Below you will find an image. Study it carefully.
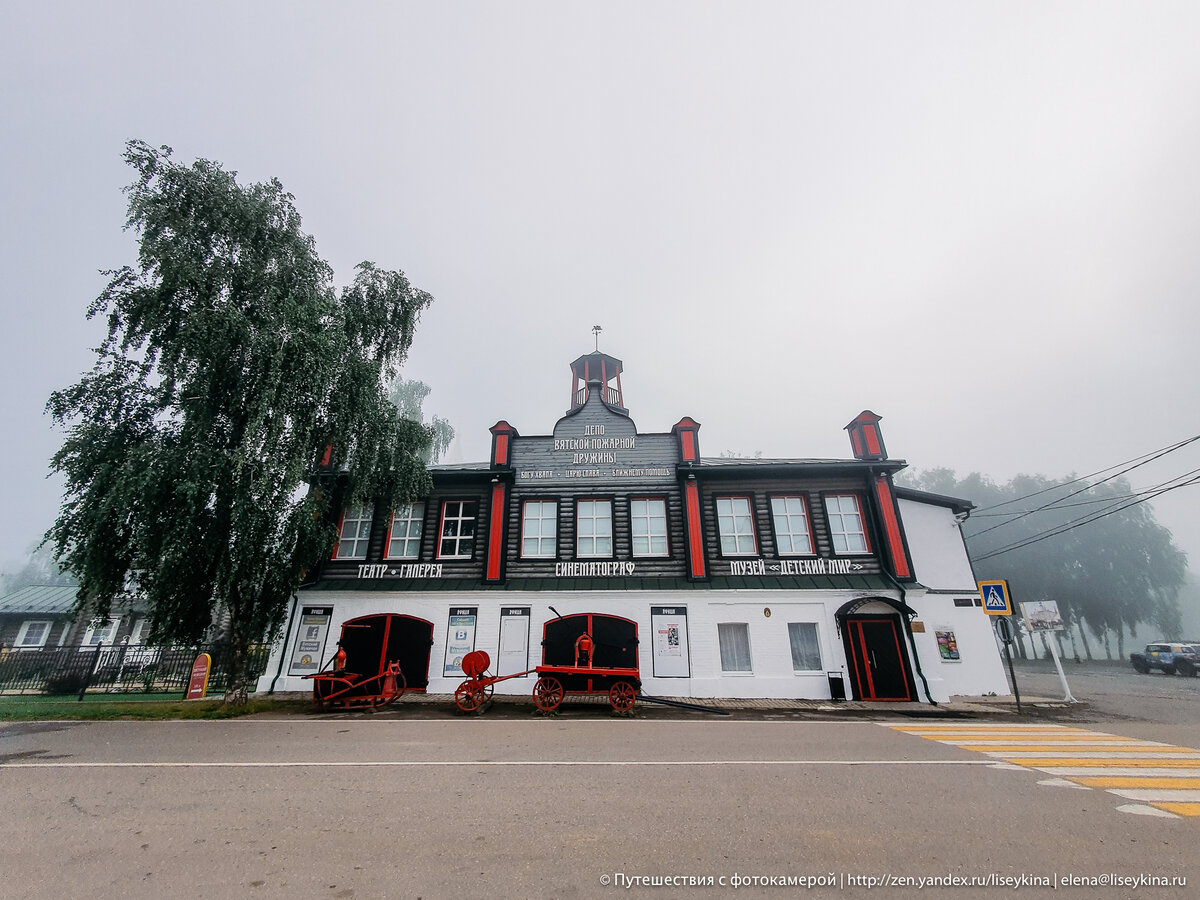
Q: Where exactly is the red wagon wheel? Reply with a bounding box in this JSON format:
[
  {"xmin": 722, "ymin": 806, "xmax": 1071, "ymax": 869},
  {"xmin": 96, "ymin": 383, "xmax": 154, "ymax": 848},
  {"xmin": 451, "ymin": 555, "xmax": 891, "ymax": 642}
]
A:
[
  {"xmin": 455, "ymin": 682, "xmax": 486, "ymax": 713},
  {"xmin": 608, "ymin": 681, "xmax": 637, "ymax": 712},
  {"xmin": 533, "ymin": 676, "xmax": 564, "ymax": 712}
]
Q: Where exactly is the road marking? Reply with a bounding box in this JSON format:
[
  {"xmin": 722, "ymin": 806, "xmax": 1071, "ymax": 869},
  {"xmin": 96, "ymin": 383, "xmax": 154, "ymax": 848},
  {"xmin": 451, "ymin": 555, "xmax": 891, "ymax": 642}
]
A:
[
  {"xmin": 0, "ymin": 758, "xmax": 1005, "ymax": 769},
  {"xmin": 1074, "ymin": 777, "xmax": 1200, "ymax": 789},
  {"xmin": 955, "ymin": 748, "xmax": 1180, "ymax": 753},
  {"xmin": 1151, "ymin": 802, "xmax": 1200, "ymax": 816},
  {"xmin": 889, "ymin": 723, "xmax": 1200, "ymax": 818}
]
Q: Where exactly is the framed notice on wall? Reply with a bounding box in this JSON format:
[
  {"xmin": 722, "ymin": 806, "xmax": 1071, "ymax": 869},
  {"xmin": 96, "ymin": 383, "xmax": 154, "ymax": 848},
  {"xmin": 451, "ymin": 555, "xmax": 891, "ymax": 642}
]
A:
[
  {"xmin": 288, "ymin": 606, "xmax": 333, "ymax": 675},
  {"xmin": 443, "ymin": 607, "xmax": 479, "ymax": 677},
  {"xmin": 650, "ymin": 606, "xmax": 690, "ymax": 678},
  {"xmin": 497, "ymin": 607, "xmax": 531, "ymax": 677},
  {"xmin": 935, "ymin": 627, "xmax": 960, "ymax": 661}
]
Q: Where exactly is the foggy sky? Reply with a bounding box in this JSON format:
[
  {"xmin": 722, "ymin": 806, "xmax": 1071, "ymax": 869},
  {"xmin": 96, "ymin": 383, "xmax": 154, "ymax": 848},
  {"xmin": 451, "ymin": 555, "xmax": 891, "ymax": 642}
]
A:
[{"xmin": 2, "ymin": 2, "xmax": 1198, "ymax": 577}]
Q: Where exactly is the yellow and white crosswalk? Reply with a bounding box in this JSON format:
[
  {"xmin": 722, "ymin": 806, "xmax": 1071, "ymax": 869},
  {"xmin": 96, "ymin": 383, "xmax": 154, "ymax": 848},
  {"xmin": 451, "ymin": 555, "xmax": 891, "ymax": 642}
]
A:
[{"xmin": 889, "ymin": 723, "xmax": 1200, "ymax": 819}]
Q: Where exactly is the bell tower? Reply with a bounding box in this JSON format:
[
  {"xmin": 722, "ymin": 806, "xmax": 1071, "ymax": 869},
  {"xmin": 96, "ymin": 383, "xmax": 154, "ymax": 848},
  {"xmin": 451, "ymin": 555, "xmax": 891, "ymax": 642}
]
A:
[{"xmin": 569, "ymin": 328, "xmax": 625, "ymax": 412}]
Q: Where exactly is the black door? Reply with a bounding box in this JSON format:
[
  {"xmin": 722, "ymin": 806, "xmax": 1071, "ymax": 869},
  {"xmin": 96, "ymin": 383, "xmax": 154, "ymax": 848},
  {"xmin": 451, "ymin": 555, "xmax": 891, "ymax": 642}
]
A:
[{"xmin": 844, "ymin": 615, "xmax": 913, "ymax": 701}]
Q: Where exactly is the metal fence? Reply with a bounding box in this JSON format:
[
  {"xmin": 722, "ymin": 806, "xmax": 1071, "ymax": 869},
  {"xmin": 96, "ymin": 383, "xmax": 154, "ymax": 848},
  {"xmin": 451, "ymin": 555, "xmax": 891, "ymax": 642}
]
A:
[{"xmin": 0, "ymin": 643, "xmax": 271, "ymax": 698}]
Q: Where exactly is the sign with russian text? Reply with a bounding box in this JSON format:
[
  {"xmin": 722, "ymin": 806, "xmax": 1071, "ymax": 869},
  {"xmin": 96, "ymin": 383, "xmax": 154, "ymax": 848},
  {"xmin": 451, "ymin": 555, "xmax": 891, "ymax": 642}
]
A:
[
  {"xmin": 651, "ymin": 606, "xmax": 690, "ymax": 678},
  {"xmin": 289, "ymin": 606, "xmax": 332, "ymax": 674},
  {"xmin": 186, "ymin": 653, "xmax": 212, "ymax": 700},
  {"xmin": 727, "ymin": 558, "xmax": 864, "ymax": 576},
  {"xmin": 443, "ymin": 607, "xmax": 478, "ymax": 677}
]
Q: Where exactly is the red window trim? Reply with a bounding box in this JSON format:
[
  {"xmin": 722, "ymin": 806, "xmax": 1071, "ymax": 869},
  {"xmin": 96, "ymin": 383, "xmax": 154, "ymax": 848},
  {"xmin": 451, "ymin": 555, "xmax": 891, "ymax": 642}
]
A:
[
  {"xmin": 383, "ymin": 501, "xmax": 426, "ymax": 561},
  {"xmin": 823, "ymin": 493, "xmax": 872, "ymax": 555},
  {"xmin": 575, "ymin": 496, "xmax": 616, "ymax": 560},
  {"xmin": 628, "ymin": 495, "xmax": 670, "ymax": 558},
  {"xmin": 437, "ymin": 498, "xmax": 479, "ymax": 560},
  {"xmin": 520, "ymin": 497, "xmax": 559, "ymax": 559},
  {"xmin": 767, "ymin": 493, "xmax": 816, "ymax": 557},
  {"xmin": 714, "ymin": 494, "xmax": 759, "ymax": 558}
]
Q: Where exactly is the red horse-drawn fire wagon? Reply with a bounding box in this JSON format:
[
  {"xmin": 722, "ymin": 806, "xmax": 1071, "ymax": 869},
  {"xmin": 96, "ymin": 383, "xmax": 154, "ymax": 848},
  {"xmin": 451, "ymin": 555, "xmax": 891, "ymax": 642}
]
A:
[{"xmin": 455, "ymin": 612, "xmax": 641, "ymax": 713}]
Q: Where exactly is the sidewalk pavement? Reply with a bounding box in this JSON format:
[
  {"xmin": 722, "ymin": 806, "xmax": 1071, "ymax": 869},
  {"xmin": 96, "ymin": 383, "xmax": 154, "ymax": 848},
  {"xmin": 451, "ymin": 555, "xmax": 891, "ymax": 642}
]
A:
[{"xmin": 267, "ymin": 689, "xmax": 1079, "ymax": 718}]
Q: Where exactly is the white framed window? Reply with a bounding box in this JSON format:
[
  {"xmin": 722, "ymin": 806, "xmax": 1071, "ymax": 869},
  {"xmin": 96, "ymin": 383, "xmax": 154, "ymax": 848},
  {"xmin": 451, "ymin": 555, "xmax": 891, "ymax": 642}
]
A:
[
  {"xmin": 521, "ymin": 500, "xmax": 558, "ymax": 558},
  {"xmin": 825, "ymin": 495, "xmax": 870, "ymax": 553},
  {"xmin": 630, "ymin": 498, "xmax": 668, "ymax": 557},
  {"xmin": 787, "ymin": 622, "xmax": 823, "ymax": 672},
  {"xmin": 716, "ymin": 496, "xmax": 757, "ymax": 556},
  {"xmin": 438, "ymin": 500, "xmax": 477, "ymax": 559},
  {"xmin": 717, "ymin": 622, "xmax": 753, "ymax": 673},
  {"xmin": 386, "ymin": 502, "xmax": 425, "ymax": 559},
  {"xmin": 81, "ymin": 617, "xmax": 120, "ymax": 647},
  {"xmin": 129, "ymin": 618, "xmax": 153, "ymax": 644},
  {"xmin": 576, "ymin": 499, "xmax": 613, "ymax": 558},
  {"xmin": 771, "ymin": 496, "xmax": 814, "ymax": 555},
  {"xmin": 333, "ymin": 503, "xmax": 373, "ymax": 560},
  {"xmin": 15, "ymin": 620, "xmax": 52, "ymax": 648}
]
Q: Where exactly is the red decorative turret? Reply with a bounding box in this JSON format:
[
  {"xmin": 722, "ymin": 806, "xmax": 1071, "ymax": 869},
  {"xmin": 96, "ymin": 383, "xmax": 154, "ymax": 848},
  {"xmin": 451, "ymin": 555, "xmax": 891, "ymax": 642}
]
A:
[{"xmin": 845, "ymin": 410, "xmax": 887, "ymax": 460}]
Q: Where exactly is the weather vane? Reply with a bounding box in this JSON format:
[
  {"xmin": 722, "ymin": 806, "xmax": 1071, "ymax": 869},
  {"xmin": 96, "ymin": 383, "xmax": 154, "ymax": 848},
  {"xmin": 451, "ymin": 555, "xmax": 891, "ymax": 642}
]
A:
[{"xmin": 592, "ymin": 324, "xmax": 602, "ymax": 351}]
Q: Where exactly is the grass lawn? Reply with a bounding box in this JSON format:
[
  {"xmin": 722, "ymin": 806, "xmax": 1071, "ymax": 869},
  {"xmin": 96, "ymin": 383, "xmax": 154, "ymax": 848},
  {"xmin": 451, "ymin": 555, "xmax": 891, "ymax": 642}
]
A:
[{"xmin": 0, "ymin": 693, "xmax": 310, "ymax": 721}]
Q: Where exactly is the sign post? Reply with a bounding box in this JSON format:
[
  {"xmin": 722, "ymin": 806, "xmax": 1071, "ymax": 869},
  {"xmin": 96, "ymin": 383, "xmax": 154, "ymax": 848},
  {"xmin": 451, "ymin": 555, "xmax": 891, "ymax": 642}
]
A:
[
  {"xmin": 992, "ymin": 616, "xmax": 1021, "ymax": 714},
  {"xmin": 1020, "ymin": 600, "xmax": 1076, "ymax": 703},
  {"xmin": 980, "ymin": 580, "xmax": 1020, "ymax": 712}
]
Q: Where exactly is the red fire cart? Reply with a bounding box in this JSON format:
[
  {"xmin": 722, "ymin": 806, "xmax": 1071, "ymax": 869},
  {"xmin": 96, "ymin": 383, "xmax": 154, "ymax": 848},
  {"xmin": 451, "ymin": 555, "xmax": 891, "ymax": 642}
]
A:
[{"xmin": 453, "ymin": 612, "xmax": 641, "ymax": 713}]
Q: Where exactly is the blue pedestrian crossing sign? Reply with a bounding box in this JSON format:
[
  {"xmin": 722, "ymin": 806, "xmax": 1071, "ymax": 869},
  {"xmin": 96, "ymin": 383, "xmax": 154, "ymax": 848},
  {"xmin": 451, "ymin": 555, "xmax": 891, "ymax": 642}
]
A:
[{"xmin": 978, "ymin": 580, "xmax": 1013, "ymax": 615}]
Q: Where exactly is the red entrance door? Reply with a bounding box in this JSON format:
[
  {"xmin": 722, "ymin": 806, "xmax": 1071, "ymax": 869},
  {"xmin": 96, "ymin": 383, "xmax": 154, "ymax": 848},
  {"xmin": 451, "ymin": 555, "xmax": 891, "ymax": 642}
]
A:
[{"xmin": 844, "ymin": 615, "xmax": 913, "ymax": 701}]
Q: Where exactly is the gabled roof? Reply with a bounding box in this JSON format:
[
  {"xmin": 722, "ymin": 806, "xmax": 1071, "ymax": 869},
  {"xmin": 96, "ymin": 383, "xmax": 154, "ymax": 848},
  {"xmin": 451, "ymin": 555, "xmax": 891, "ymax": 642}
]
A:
[{"xmin": 0, "ymin": 585, "xmax": 79, "ymax": 615}]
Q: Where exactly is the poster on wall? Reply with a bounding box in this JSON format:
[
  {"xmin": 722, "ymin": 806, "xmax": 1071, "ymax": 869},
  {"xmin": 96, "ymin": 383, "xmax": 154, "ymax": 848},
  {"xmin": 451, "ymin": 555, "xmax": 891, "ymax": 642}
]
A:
[
  {"xmin": 443, "ymin": 607, "xmax": 479, "ymax": 677},
  {"xmin": 288, "ymin": 606, "xmax": 333, "ymax": 675},
  {"xmin": 934, "ymin": 627, "xmax": 960, "ymax": 661},
  {"xmin": 497, "ymin": 607, "xmax": 531, "ymax": 677},
  {"xmin": 650, "ymin": 606, "xmax": 690, "ymax": 678}
]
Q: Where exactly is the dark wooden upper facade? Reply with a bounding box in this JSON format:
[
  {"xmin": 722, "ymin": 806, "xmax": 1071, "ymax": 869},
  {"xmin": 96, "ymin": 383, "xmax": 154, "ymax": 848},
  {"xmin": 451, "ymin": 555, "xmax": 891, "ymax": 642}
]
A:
[{"xmin": 315, "ymin": 353, "xmax": 920, "ymax": 591}]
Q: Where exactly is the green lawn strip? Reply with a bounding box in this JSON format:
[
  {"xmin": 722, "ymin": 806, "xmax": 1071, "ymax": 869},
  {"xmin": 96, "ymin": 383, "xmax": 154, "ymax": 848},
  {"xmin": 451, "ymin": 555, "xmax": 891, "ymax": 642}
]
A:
[{"xmin": 0, "ymin": 695, "xmax": 309, "ymax": 721}]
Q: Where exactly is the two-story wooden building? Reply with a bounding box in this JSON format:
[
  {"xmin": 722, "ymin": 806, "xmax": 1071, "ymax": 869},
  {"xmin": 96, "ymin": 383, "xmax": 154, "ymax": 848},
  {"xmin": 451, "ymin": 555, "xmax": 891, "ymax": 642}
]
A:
[{"xmin": 257, "ymin": 351, "xmax": 1009, "ymax": 702}]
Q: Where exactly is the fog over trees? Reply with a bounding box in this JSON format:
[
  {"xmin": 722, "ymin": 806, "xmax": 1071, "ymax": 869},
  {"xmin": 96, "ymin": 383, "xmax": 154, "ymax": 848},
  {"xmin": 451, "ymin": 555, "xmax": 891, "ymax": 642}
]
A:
[{"xmin": 899, "ymin": 468, "xmax": 1190, "ymax": 658}]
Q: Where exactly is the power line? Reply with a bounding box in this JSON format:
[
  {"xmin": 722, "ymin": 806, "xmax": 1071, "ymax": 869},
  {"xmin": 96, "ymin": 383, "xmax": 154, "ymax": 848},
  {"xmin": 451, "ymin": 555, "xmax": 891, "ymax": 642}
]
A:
[
  {"xmin": 964, "ymin": 434, "xmax": 1200, "ymax": 540},
  {"xmin": 971, "ymin": 432, "xmax": 1200, "ymax": 515},
  {"xmin": 971, "ymin": 471, "xmax": 1200, "ymax": 562},
  {"xmin": 970, "ymin": 464, "xmax": 1200, "ymax": 518}
]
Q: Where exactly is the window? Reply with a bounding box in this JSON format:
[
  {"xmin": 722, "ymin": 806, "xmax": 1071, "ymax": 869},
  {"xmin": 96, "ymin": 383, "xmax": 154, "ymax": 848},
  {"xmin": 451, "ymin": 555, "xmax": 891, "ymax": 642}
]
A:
[
  {"xmin": 15, "ymin": 620, "xmax": 52, "ymax": 648},
  {"xmin": 386, "ymin": 502, "xmax": 425, "ymax": 559},
  {"xmin": 81, "ymin": 617, "xmax": 120, "ymax": 647},
  {"xmin": 716, "ymin": 496, "xmax": 757, "ymax": 555},
  {"xmin": 334, "ymin": 503, "xmax": 373, "ymax": 559},
  {"xmin": 717, "ymin": 622, "xmax": 753, "ymax": 672},
  {"xmin": 787, "ymin": 623, "xmax": 822, "ymax": 671},
  {"xmin": 630, "ymin": 498, "xmax": 668, "ymax": 557},
  {"xmin": 521, "ymin": 500, "xmax": 558, "ymax": 558},
  {"xmin": 825, "ymin": 494, "xmax": 869, "ymax": 553},
  {"xmin": 576, "ymin": 499, "xmax": 612, "ymax": 557},
  {"xmin": 771, "ymin": 496, "xmax": 814, "ymax": 555},
  {"xmin": 438, "ymin": 500, "xmax": 477, "ymax": 559},
  {"xmin": 130, "ymin": 618, "xmax": 153, "ymax": 644}
]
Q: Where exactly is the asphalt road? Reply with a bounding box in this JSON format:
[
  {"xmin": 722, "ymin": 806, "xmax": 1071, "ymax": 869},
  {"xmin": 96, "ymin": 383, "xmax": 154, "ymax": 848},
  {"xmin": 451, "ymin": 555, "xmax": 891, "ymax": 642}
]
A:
[{"xmin": 1, "ymin": 661, "xmax": 1197, "ymax": 899}]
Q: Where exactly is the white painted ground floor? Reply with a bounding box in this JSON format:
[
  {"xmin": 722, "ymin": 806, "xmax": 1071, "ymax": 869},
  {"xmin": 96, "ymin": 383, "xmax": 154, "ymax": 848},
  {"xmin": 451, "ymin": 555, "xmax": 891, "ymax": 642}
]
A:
[{"xmin": 255, "ymin": 588, "xmax": 1011, "ymax": 703}]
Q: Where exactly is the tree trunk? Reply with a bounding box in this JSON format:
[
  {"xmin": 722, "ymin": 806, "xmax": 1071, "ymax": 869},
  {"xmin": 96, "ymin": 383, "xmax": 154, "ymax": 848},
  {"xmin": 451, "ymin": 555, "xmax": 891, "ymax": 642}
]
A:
[
  {"xmin": 1102, "ymin": 629, "xmax": 1112, "ymax": 660},
  {"xmin": 1077, "ymin": 621, "xmax": 1093, "ymax": 660},
  {"xmin": 1116, "ymin": 626, "xmax": 1125, "ymax": 661},
  {"xmin": 222, "ymin": 614, "xmax": 251, "ymax": 707}
]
